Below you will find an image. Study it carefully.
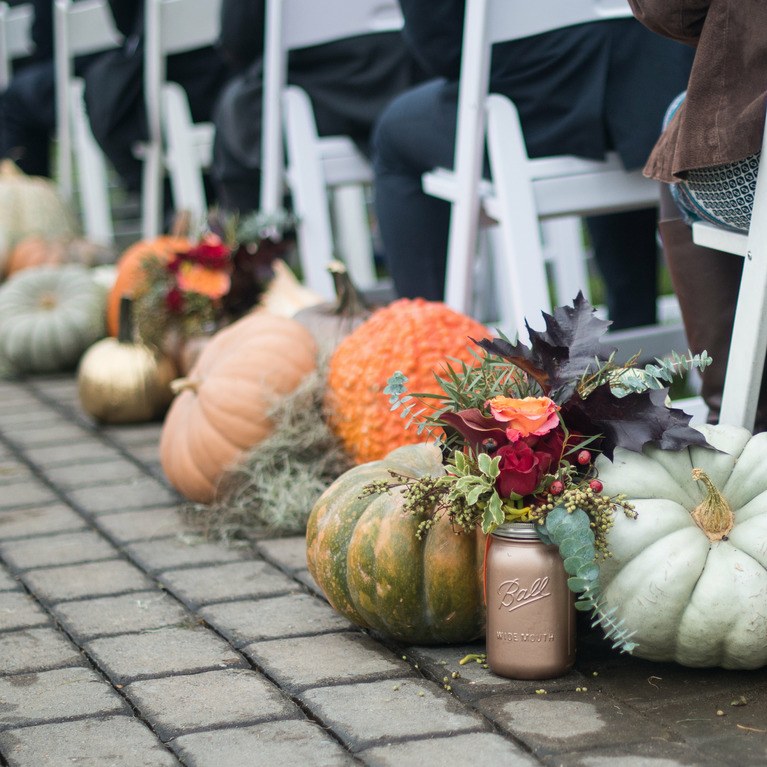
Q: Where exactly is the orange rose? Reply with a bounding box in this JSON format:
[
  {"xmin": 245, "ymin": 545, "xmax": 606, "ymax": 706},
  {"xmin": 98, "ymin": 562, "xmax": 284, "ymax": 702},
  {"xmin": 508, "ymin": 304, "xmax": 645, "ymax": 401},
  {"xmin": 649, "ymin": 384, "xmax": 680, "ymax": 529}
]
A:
[
  {"xmin": 486, "ymin": 395, "xmax": 560, "ymax": 442},
  {"xmin": 177, "ymin": 262, "xmax": 231, "ymax": 299}
]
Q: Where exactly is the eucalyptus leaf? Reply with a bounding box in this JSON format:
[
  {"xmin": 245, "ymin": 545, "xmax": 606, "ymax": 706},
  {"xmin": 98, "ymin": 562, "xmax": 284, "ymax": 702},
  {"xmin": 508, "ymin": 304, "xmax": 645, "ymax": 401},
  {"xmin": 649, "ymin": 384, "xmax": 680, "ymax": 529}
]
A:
[{"xmin": 576, "ymin": 562, "xmax": 600, "ymax": 581}]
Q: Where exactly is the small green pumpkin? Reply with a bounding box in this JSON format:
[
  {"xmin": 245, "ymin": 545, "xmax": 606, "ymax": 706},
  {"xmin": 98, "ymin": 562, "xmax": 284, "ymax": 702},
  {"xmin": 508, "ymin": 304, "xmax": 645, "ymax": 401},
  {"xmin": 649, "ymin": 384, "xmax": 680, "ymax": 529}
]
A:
[
  {"xmin": 0, "ymin": 265, "xmax": 106, "ymax": 374},
  {"xmin": 596, "ymin": 423, "xmax": 767, "ymax": 669},
  {"xmin": 306, "ymin": 443, "xmax": 486, "ymax": 644}
]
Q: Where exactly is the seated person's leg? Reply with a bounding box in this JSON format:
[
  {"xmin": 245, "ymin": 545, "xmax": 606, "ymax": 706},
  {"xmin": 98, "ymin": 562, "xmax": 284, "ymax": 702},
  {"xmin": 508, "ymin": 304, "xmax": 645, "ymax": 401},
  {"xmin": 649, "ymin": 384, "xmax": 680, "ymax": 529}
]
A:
[
  {"xmin": 585, "ymin": 208, "xmax": 659, "ymax": 330},
  {"xmin": 372, "ymin": 79, "xmax": 458, "ymax": 301},
  {"xmin": 0, "ymin": 62, "xmax": 56, "ymax": 177}
]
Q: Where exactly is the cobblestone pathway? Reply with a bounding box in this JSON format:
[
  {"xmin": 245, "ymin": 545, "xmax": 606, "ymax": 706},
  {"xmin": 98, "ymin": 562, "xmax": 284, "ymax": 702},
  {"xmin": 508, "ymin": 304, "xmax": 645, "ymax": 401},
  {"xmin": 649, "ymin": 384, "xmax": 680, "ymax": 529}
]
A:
[{"xmin": 1, "ymin": 376, "xmax": 767, "ymax": 766}]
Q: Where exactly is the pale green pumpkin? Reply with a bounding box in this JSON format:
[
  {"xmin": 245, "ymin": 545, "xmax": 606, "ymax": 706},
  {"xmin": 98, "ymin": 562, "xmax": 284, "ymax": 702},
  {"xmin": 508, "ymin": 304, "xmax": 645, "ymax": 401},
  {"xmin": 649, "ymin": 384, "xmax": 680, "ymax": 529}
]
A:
[
  {"xmin": 595, "ymin": 423, "xmax": 767, "ymax": 669},
  {"xmin": 0, "ymin": 265, "xmax": 106, "ymax": 374}
]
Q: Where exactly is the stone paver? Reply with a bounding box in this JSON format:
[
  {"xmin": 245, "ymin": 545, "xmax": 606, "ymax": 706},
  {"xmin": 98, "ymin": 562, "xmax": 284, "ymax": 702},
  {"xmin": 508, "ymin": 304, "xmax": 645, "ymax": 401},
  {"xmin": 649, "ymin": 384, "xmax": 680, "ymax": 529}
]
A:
[
  {"xmin": 0, "ymin": 592, "xmax": 49, "ymax": 631},
  {"xmin": 359, "ymin": 731, "xmax": 540, "ymax": 767},
  {"xmin": 20, "ymin": 442, "xmax": 124, "ymax": 468},
  {"xmin": 0, "ymin": 461, "xmax": 33, "ymax": 484},
  {"xmin": 170, "ymin": 719, "xmax": 356, "ymax": 767},
  {"xmin": 85, "ymin": 627, "xmax": 247, "ymax": 685},
  {"xmin": 0, "ymin": 504, "xmax": 87, "ymax": 540},
  {"xmin": 21, "ymin": 560, "xmax": 156, "ymax": 604},
  {"xmin": 94, "ymin": 507, "xmax": 189, "ymax": 543},
  {"xmin": 243, "ymin": 631, "xmax": 413, "ymax": 692},
  {"xmin": 299, "ymin": 678, "xmax": 488, "ymax": 752},
  {"xmin": 0, "ymin": 531, "xmax": 119, "ymax": 571},
  {"xmin": 158, "ymin": 560, "xmax": 297, "ymax": 608},
  {"xmin": 0, "ymin": 716, "xmax": 180, "ymax": 766},
  {"xmin": 124, "ymin": 537, "xmax": 246, "ymax": 573},
  {"xmin": 2, "ymin": 374, "xmax": 766, "ymax": 767},
  {"xmin": 0, "ymin": 482, "xmax": 59, "ymax": 510},
  {"xmin": 254, "ymin": 536, "xmax": 308, "ymax": 572},
  {"xmin": 124, "ymin": 668, "xmax": 300, "ymax": 740},
  {"xmin": 0, "ymin": 667, "xmax": 127, "ymax": 729},
  {"xmin": 66, "ymin": 478, "xmax": 180, "ymax": 514},
  {"xmin": 43, "ymin": 459, "xmax": 147, "ymax": 490},
  {"xmin": 2, "ymin": 423, "xmax": 91, "ymax": 449},
  {"xmin": 52, "ymin": 591, "xmax": 189, "ymax": 641},
  {"xmin": 200, "ymin": 593, "xmax": 353, "ymax": 646},
  {"xmin": 0, "ymin": 568, "xmax": 19, "ymax": 591},
  {"xmin": 0, "ymin": 627, "xmax": 85, "ymax": 675}
]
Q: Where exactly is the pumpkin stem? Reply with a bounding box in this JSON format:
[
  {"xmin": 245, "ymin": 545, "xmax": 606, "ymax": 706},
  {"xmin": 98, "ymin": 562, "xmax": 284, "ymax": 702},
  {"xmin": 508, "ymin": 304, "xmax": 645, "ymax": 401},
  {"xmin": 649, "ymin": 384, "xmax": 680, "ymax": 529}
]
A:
[
  {"xmin": 690, "ymin": 468, "xmax": 734, "ymax": 542},
  {"xmin": 118, "ymin": 296, "xmax": 135, "ymax": 344},
  {"xmin": 328, "ymin": 260, "xmax": 370, "ymax": 316},
  {"xmin": 170, "ymin": 377, "xmax": 199, "ymax": 395},
  {"xmin": 170, "ymin": 210, "xmax": 192, "ymax": 238}
]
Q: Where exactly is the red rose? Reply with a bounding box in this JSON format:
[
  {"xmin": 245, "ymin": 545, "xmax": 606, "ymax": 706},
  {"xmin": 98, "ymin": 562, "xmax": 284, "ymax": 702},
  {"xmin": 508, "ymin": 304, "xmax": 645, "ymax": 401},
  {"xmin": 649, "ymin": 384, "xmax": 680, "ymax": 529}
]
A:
[
  {"xmin": 526, "ymin": 427, "xmax": 565, "ymax": 474},
  {"xmin": 185, "ymin": 234, "xmax": 231, "ymax": 269},
  {"xmin": 493, "ymin": 441, "xmax": 546, "ymax": 498},
  {"xmin": 165, "ymin": 286, "xmax": 184, "ymax": 313}
]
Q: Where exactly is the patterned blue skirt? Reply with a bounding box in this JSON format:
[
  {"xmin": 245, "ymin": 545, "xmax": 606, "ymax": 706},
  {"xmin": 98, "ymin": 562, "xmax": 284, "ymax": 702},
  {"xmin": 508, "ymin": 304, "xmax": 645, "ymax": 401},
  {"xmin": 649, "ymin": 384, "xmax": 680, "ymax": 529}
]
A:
[{"xmin": 665, "ymin": 92, "xmax": 760, "ymax": 234}]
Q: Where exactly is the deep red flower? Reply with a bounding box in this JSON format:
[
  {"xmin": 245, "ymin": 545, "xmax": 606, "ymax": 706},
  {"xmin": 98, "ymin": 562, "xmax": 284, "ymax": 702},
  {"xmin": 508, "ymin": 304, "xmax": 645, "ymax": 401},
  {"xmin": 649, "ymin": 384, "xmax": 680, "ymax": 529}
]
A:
[
  {"xmin": 440, "ymin": 408, "xmax": 508, "ymax": 452},
  {"xmin": 165, "ymin": 285, "xmax": 184, "ymax": 313},
  {"xmin": 492, "ymin": 441, "xmax": 546, "ymax": 498},
  {"xmin": 184, "ymin": 234, "xmax": 231, "ymax": 269}
]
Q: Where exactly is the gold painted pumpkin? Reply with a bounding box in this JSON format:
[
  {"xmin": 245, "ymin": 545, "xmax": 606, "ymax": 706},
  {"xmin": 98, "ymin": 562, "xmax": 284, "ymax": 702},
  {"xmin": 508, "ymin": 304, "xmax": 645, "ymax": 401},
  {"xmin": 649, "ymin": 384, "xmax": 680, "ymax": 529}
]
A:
[
  {"xmin": 77, "ymin": 297, "xmax": 177, "ymax": 424},
  {"xmin": 325, "ymin": 298, "xmax": 490, "ymax": 464},
  {"xmin": 159, "ymin": 310, "xmax": 318, "ymax": 503}
]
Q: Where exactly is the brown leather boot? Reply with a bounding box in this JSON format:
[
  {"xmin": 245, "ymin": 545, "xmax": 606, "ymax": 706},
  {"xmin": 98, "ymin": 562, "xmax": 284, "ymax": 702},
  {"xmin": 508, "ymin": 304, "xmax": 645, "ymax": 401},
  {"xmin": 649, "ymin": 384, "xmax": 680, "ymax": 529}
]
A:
[{"xmin": 658, "ymin": 217, "xmax": 744, "ymax": 423}]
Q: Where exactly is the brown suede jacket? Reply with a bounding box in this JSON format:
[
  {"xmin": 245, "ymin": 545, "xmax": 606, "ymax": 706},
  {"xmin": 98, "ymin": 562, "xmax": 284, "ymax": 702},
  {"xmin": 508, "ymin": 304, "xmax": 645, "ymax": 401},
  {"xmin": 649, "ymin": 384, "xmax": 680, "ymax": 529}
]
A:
[{"xmin": 628, "ymin": 0, "xmax": 767, "ymax": 182}]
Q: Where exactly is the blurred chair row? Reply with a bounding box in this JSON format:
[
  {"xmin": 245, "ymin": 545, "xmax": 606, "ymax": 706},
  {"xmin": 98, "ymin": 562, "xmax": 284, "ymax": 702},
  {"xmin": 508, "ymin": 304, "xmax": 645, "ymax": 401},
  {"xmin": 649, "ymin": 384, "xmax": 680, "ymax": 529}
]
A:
[{"xmin": 16, "ymin": 0, "xmax": 767, "ymax": 429}]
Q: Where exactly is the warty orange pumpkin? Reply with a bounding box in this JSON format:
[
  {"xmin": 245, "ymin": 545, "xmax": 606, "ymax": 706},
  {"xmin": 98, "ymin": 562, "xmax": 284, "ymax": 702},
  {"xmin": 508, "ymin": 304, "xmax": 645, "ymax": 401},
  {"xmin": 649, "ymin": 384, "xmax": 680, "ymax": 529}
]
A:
[
  {"xmin": 159, "ymin": 310, "xmax": 318, "ymax": 503},
  {"xmin": 325, "ymin": 298, "xmax": 490, "ymax": 464}
]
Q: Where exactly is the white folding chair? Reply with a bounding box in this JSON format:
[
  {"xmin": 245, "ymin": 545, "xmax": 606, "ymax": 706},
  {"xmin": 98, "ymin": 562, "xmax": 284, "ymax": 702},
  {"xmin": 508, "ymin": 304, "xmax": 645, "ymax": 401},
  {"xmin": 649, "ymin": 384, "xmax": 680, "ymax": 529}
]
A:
[
  {"xmin": 422, "ymin": 0, "xmax": 686, "ymax": 360},
  {"xmin": 142, "ymin": 0, "xmax": 221, "ymax": 238},
  {"xmin": 0, "ymin": 1, "xmax": 33, "ymax": 90},
  {"xmin": 261, "ymin": 0, "xmax": 403, "ymax": 298},
  {"xmin": 690, "ymin": 126, "xmax": 767, "ymax": 431},
  {"xmin": 54, "ymin": 0, "xmax": 122, "ymax": 246}
]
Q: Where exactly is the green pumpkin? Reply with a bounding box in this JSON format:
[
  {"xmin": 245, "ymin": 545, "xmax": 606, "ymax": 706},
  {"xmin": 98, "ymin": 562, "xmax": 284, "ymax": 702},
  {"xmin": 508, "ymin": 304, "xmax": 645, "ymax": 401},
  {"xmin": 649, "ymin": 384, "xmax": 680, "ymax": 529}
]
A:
[
  {"xmin": 306, "ymin": 443, "xmax": 486, "ymax": 644},
  {"xmin": 0, "ymin": 265, "xmax": 106, "ymax": 374}
]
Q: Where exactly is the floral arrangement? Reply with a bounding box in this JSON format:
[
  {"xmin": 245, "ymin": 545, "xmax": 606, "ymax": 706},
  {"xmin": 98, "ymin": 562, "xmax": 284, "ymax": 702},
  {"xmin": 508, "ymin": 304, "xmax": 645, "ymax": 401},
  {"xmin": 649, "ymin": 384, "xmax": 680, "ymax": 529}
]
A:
[
  {"xmin": 133, "ymin": 210, "xmax": 296, "ymax": 349},
  {"xmin": 374, "ymin": 294, "xmax": 713, "ymax": 651}
]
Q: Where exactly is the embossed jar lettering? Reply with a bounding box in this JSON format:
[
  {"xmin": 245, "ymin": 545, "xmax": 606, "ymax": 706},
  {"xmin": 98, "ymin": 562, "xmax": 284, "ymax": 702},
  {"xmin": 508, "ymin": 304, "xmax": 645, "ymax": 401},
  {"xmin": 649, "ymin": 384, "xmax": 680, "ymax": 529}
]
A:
[{"xmin": 486, "ymin": 522, "xmax": 575, "ymax": 679}]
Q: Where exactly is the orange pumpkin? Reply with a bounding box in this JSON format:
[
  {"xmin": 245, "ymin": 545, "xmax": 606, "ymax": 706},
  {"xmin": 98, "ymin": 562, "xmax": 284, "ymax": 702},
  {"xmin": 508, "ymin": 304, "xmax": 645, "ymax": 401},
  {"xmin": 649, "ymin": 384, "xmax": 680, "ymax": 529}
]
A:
[
  {"xmin": 6, "ymin": 235, "xmax": 114, "ymax": 277},
  {"xmin": 106, "ymin": 235, "xmax": 191, "ymax": 336},
  {"xmin": 159, "ymin": 310, "xmax": 318, "ymax": 503},
  {"xmin": 325, "ymin": 298, "xmax": 490, "ymax": 464}
]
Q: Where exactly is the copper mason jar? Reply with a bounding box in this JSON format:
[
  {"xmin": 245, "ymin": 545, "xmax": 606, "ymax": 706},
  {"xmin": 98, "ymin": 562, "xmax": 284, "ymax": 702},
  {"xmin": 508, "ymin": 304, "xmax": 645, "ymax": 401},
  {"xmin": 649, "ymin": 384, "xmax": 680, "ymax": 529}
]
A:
[{"xmin": 485, "ymin": 522, "xmax": 575, "ymax": 679}]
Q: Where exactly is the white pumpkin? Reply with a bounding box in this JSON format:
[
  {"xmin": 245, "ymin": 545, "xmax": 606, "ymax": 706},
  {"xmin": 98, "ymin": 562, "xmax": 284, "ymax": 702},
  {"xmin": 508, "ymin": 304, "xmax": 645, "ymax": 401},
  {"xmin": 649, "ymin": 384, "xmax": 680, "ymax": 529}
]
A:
[{"xmin": 595, "ymin": 423, "xmax": 767, "ymax": 670}]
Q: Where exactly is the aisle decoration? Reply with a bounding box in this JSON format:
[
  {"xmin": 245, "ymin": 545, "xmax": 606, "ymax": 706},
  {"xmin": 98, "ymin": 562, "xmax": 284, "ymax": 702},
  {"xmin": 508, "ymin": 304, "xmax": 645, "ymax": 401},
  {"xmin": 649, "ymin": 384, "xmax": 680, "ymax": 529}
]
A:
[
  {"xmin": 596, "ymin": 423, "xmax": 767, "ymax": 669},
  {"xmin": 325, "ymin": 297, "xmax": 489, "ymax": 464},
  {"xmin": 0, "ymin": 161, "xmax": 75, "ymax": 278},
  {"xmin": 0, "ymin": 265, "xmax": 106, "ymax": 375},
  {"xmin": 77, "ymin": 297, "xmax": 177, "ymax": 424},
  {"xmin": 159, "ymin": 309, "xmax": 318, "ymax": 504},
  {"xmin": 309, "ymin": 294, "xmax": 714, "ymax": 648}
]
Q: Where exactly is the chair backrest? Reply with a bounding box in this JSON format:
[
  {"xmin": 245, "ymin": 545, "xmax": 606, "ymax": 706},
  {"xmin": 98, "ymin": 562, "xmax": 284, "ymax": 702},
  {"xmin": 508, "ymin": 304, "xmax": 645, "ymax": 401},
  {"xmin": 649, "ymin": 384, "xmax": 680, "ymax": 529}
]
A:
[
  {"xmin": 446, "ymin": 0, "xmax": 634, "ymax": 312},
  {"xmin": 0, "ymin": 1, "xmax": 34, "ymax": 90},
  {"xmin": 53, "ymin": 0, "xmax": 122, "ymax": 199},
  {"xmin": 259, "ymin": 0, "xmax": 403, "ymax": 213},
  {"xmin": 142, "ymin": 0, "xmax": 222, "ymax": 235}
]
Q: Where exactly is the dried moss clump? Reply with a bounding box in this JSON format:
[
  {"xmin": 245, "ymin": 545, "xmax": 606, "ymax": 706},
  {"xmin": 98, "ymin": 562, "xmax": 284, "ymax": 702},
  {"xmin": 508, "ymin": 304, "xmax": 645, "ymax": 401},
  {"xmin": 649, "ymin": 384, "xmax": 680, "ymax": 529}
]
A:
[{"xmin": 185, "ymin": 365, "xmax": 352, "ymax": 541}]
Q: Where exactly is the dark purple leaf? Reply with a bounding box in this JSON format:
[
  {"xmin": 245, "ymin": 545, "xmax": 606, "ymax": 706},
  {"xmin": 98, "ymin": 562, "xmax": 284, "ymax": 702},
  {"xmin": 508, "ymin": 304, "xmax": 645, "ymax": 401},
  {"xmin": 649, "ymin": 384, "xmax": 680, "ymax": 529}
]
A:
[
  {"xmin": 476, "ymin": 293, "xmax": 615, "ymax": 402},
  {"xmin": 561, "ymin": 385, "xmax": 711, "ymax": 460}
]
